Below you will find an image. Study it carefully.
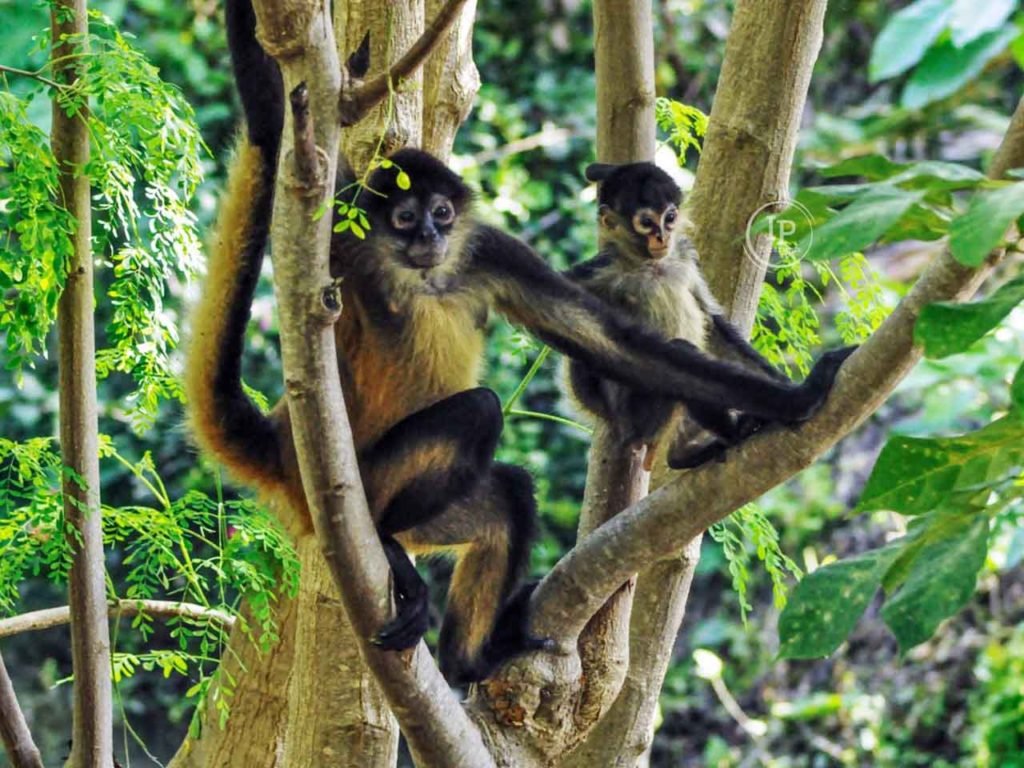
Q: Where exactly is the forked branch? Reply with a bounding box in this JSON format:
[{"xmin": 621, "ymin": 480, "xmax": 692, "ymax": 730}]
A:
[{"xmin": 338, "ymin": 0, "xmax": 471, "ymax": 126}]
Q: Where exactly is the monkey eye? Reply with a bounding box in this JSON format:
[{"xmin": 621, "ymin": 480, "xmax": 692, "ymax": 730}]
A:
[
  {"xmin": 664, "ymin": 209, "xmax": 678, "ymax": 229},
  {"xmin": 641, "ymin": 217, "xmax": 655, "ymax": 229},
  {"xmin": 432, "ymin": 204, "xmax": 454, "ymax": 224},
  {"xmin": 392, "ymin": 208, "xmax": 418, "ymax": 230}
]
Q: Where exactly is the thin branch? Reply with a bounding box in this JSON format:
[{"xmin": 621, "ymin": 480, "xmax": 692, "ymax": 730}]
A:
[
  {"xmin": 0, "ymin": 64, "xmax": 62, "ymax": 90},
  {"xmin": 0, "ymin": 652, "xmax": 43, "ymax": 768},
  {"xmin": 0, "ymin": 600, "xmax": 236, "ymax": 639},
  {"xmin": 531, "ymin": 96, "xmax": 1024, "ymax": 643},
  {"xmin": 338, "ymin": 0, "xmax": 470, "ymax": 126}
]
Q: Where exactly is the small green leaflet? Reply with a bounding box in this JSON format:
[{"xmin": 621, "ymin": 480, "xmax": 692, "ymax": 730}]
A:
[
  {"xmin": 915, "ymin": 274, "xmax": 1024, "ymax": 357},
  {"xmin": 868, "ymin": 0, "xmax": 955, "ymax": 82},
  {"xmin": 778, "ymin": 546, "xmax": 900, "ymax": 659},
  {"xmin": 801, "ymin": 186, "xmax": 924, "ymax": 261},
  {"xmin": 950, "ymin": 182, "xmax": 1024, "ymax": 267},
  {"xmin": 901, "ymin": 26, "xmax": 1019, "ymax": 110},
  {"xmin": 881, "ymin": 511, "xmax": 989, "ymax": 652},
  {"xmin": 396, "ymin": 171, "xmax": 411, "ymax": 190},
  {"xmin": 857, "ymin": 415, "xmax": 1024, "ymax": 516}
]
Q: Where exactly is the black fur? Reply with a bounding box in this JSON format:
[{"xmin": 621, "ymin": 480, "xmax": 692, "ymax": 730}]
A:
[{"xmin": 585, "ymin": 162, "xmax": 682, "ymax": 216}]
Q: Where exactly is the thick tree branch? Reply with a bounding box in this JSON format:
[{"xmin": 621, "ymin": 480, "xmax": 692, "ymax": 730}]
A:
[
  {"xmin": 338, "ymin": 0, "xmax": 470, "ymax": 127},
  {"xmin": 252, "ymin": 1, "xmax": 492, "ymax": 764},
  {"xmin": 532, "ymin": 95, "xmax": 1024, "ymax": 644},
  {"xmin": 0, "ymin": 653, "xmax": 43, "ymax": 768},
  {"xmin": 0, "ymin": 600, "xmax": 236, "ymax": 639}
]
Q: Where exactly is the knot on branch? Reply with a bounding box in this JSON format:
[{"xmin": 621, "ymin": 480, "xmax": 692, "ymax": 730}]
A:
[{"xmin": 320, "ymin": 279, "xmax": 344, "ymax": 324}]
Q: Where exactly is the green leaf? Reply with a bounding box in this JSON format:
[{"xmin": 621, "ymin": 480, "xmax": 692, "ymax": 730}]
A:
[
  {"xmin": 882, "ymin": 513, "xmax": 989, "ymax": 651},
  {"xmin": 886, "ymin": 161, "xmax": 987, "ymax": 191},
  {"xmin": 802, "ymin": 186, "xmax": 924, "ymax": 261},
  {"xmin": 349, "ymin": 222, "xmax": 366, "ymax": 239},
  {"xmin": 869, "ymin": 0, "xmax": 955, "ymax": 82},
  {"xmin": 778, "ymin": 546, "xmax": 900, "ymax": 659},
  {"xmin": 1013, "ymin": 361, "xmax": 1024, "ymax": 410},
  {"xmin": 950, "ymin": 183, "xmax": 1024, "ymax": 266},
  {"xmin": 821, "ymin": 154, "xmax": 910, "ymax": 181},
  {"xmin": 901, "ymin": 26, "xmax": 1018, "ymax": 109},
  {"xmin": 915, "ymin": 274, "xmax": 1024, "ymax": 357},
  {"xmin": 395, "ymin": 171, "xmax": 411, "ymax": 190},
  {"xmin": 949, "ymin": 0, "xmax": 1016, "ymax": 47},
  {"xmin": 858, "ymin": 416, "xmax": 1024, "ymax": 515}
]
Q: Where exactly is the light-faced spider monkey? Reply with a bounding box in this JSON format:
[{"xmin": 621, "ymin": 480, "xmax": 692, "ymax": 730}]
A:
[
  {"xmin": 186, "ymin": 0, "xmax": 853, "ymax": 685},
  {"xmin": 566, "ymin": 161, "xmax": 837, "ymax": 470}
]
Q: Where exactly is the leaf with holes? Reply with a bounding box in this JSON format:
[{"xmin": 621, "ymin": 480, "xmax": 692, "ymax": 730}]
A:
[
  {"xmin": 778, "ymin": 545, "xmax": 901, "ymax": 659},
  {"xmin": 858, "ymin": 415, "xmax": 1024, "ymax": 516},
  {"xmin": 915, "ymin": 273, "xmax": 1024, "ymax": 357},
  {"xmin": 882, "ymin": 511, "xmax": 989, "ymax": 651}
]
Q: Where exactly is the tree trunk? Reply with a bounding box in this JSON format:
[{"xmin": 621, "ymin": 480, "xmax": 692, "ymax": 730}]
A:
[
  {"xmin": 570, "ymin": 0, "xmax": 657, "ymax": 732},
  {"xmin": 51, "ymin": 1, "xmax": 114, "ymax": 765}
]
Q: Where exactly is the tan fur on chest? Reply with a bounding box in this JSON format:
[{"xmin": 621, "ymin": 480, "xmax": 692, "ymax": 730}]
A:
[
  {"xmin": 339, "ymin": 293, "xmax": 485, "ymax": 447},
  {"xmin": 592, "ymin": 258, "xmax": 708, "ymax": 348}
]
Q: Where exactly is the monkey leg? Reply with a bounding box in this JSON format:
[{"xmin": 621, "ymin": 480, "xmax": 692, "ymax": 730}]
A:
[
  {"xmin": 400, "ymin": 463, "xmax": 545, "ymax": 685},
  {"xmin": 358, "ymin": 387, "xmax": 505, "ymax": 651}
]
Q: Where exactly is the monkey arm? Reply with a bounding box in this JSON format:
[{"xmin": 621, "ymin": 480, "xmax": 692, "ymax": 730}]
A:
[
  {"xmin": 707, "ymin": 314, "xmax": 791, "ymax": 382},
  {"xmin": 471, "ymin": 225, "xmax": 851, "ymax": 424}
]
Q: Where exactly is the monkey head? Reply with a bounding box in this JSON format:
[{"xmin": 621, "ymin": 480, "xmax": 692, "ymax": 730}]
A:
[
  {"xmin": 364, "ymin": 148, "xmax": 474, "ymax": 271},
  {"xmin": 585, "ymin": 162, "xmax": 684, "ymax": 261}
]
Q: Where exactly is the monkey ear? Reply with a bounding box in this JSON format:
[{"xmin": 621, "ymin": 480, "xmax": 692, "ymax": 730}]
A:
[
  {"xmin": 346, "ymin": 32, "xmax": 371, "ymax": 79},
  {"xmin": 598, "ymin": 204, "xmax": 616, "ymax": 230},
  {"xmin": 585, "ymin": 163, "xmax": 617, "ymax": 183}
]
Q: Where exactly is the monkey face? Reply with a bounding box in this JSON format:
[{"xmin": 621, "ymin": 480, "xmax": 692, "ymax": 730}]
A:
[
  {"xmin": 387, "ymin": 193, "xmax": 458, "ymax": 268},
  {"xmin": 631, "ymin": 205, "xmax": 679, "ymax": 259}
]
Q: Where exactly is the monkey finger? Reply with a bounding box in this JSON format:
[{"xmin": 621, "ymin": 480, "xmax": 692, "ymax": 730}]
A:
[{"xmin": 373, "ymin": 596, "xmax": 430, "ymax": 651}]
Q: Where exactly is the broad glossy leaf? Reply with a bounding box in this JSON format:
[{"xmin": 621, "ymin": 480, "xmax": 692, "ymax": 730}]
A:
[
  {"xmin": 950, "ymin": 0, "xmax": 1016, "ymax": 47},
  {"xmin": 880, "ymin": 201, "xmax": 951, "ymax": 242},
  {"xmin": 950, "ymin": 183, "xmax": 1024, "ymax": 266},
  {"xmin": 822, "ymin": 155, "xmax": 909, "ymax": 180},
  {"xmin": 886, "ymin": 161, "xmax": 986, "ymax": 191},
  {"xmin": 915, "ymin": 274, "xmax": 1024, "ymax": 356},
  {"xmin": 802, "ymin": 186, "xmax": 924, "ymax": 261},
  {"xmin": 858, "ymin": 416, "xmax": 1024, "ymax": 515},
  {"xmin": 778, "ymin": 546, "xmax": 900, "ymax": 659},
  {"xmin": 901, "ymin": 27, "xmax": 1018, "ymax": 109},
  {"xmin": 869, "ymin": 0, "xmax": 955, "ymax": 82},
  {"xmin": 882, "ymin": 513, "xmax": 989, "ymax": 651}
]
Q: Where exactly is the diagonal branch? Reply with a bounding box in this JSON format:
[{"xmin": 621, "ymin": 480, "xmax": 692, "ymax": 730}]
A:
[
  {"xmin": 338, "ymin": 0, "xmax": 471, "ymax": 126},
  {"xmin": 530, "ymin": 94, "xmax": 1024, "ymax": 644},
  {"xmin": 0, "ymin": 651, "xmax": 43, "ymax": 768}
]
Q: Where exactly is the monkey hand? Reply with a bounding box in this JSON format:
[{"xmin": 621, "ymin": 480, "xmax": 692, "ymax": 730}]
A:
[
  {"xmin": 789, "ymin": 345, "xmax": 858, "ymax": 424},
  {"xmin": 372, "ymin": 574, "xmax": 430, "ymax": 651}
]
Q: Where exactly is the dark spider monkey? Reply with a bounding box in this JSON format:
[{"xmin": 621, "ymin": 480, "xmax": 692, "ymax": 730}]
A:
[
  {"xmin": 566, "ymin": 161, "xmax": 822, "ymax": 470},
  {"xmin": 187, "ymin": 0, "xmax": 854, "ymax": 684}
]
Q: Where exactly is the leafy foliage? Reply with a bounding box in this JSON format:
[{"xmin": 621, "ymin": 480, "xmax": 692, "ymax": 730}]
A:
[
  {"xmin": 868, "ymin": 0, "xmax": 1021, "ymax": 109},
  {"xmin": 1, "ymin": 10, "xmax": 204, "ymax": 426},
  {"xmin": 655, "ymin": 97, "xmax": 707, "ymax": 164}
]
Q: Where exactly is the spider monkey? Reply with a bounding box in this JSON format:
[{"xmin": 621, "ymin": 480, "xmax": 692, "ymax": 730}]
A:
[
  {"xmin": 567, "ymin": 161, "xmax": 820, "ymax": 470},
  {"xmin": 187, "ymin": 0, "xmax": 853, "ymax": 684}
]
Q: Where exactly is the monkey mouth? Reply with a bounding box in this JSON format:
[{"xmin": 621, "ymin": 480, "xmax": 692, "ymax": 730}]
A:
[
  {"xmin": 406, "ymin": 245, "xmax": 446, "ymax": 269},
  {"xmin": 647, "ymin": 246, "xmax": 669, "ymax": 259}
]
